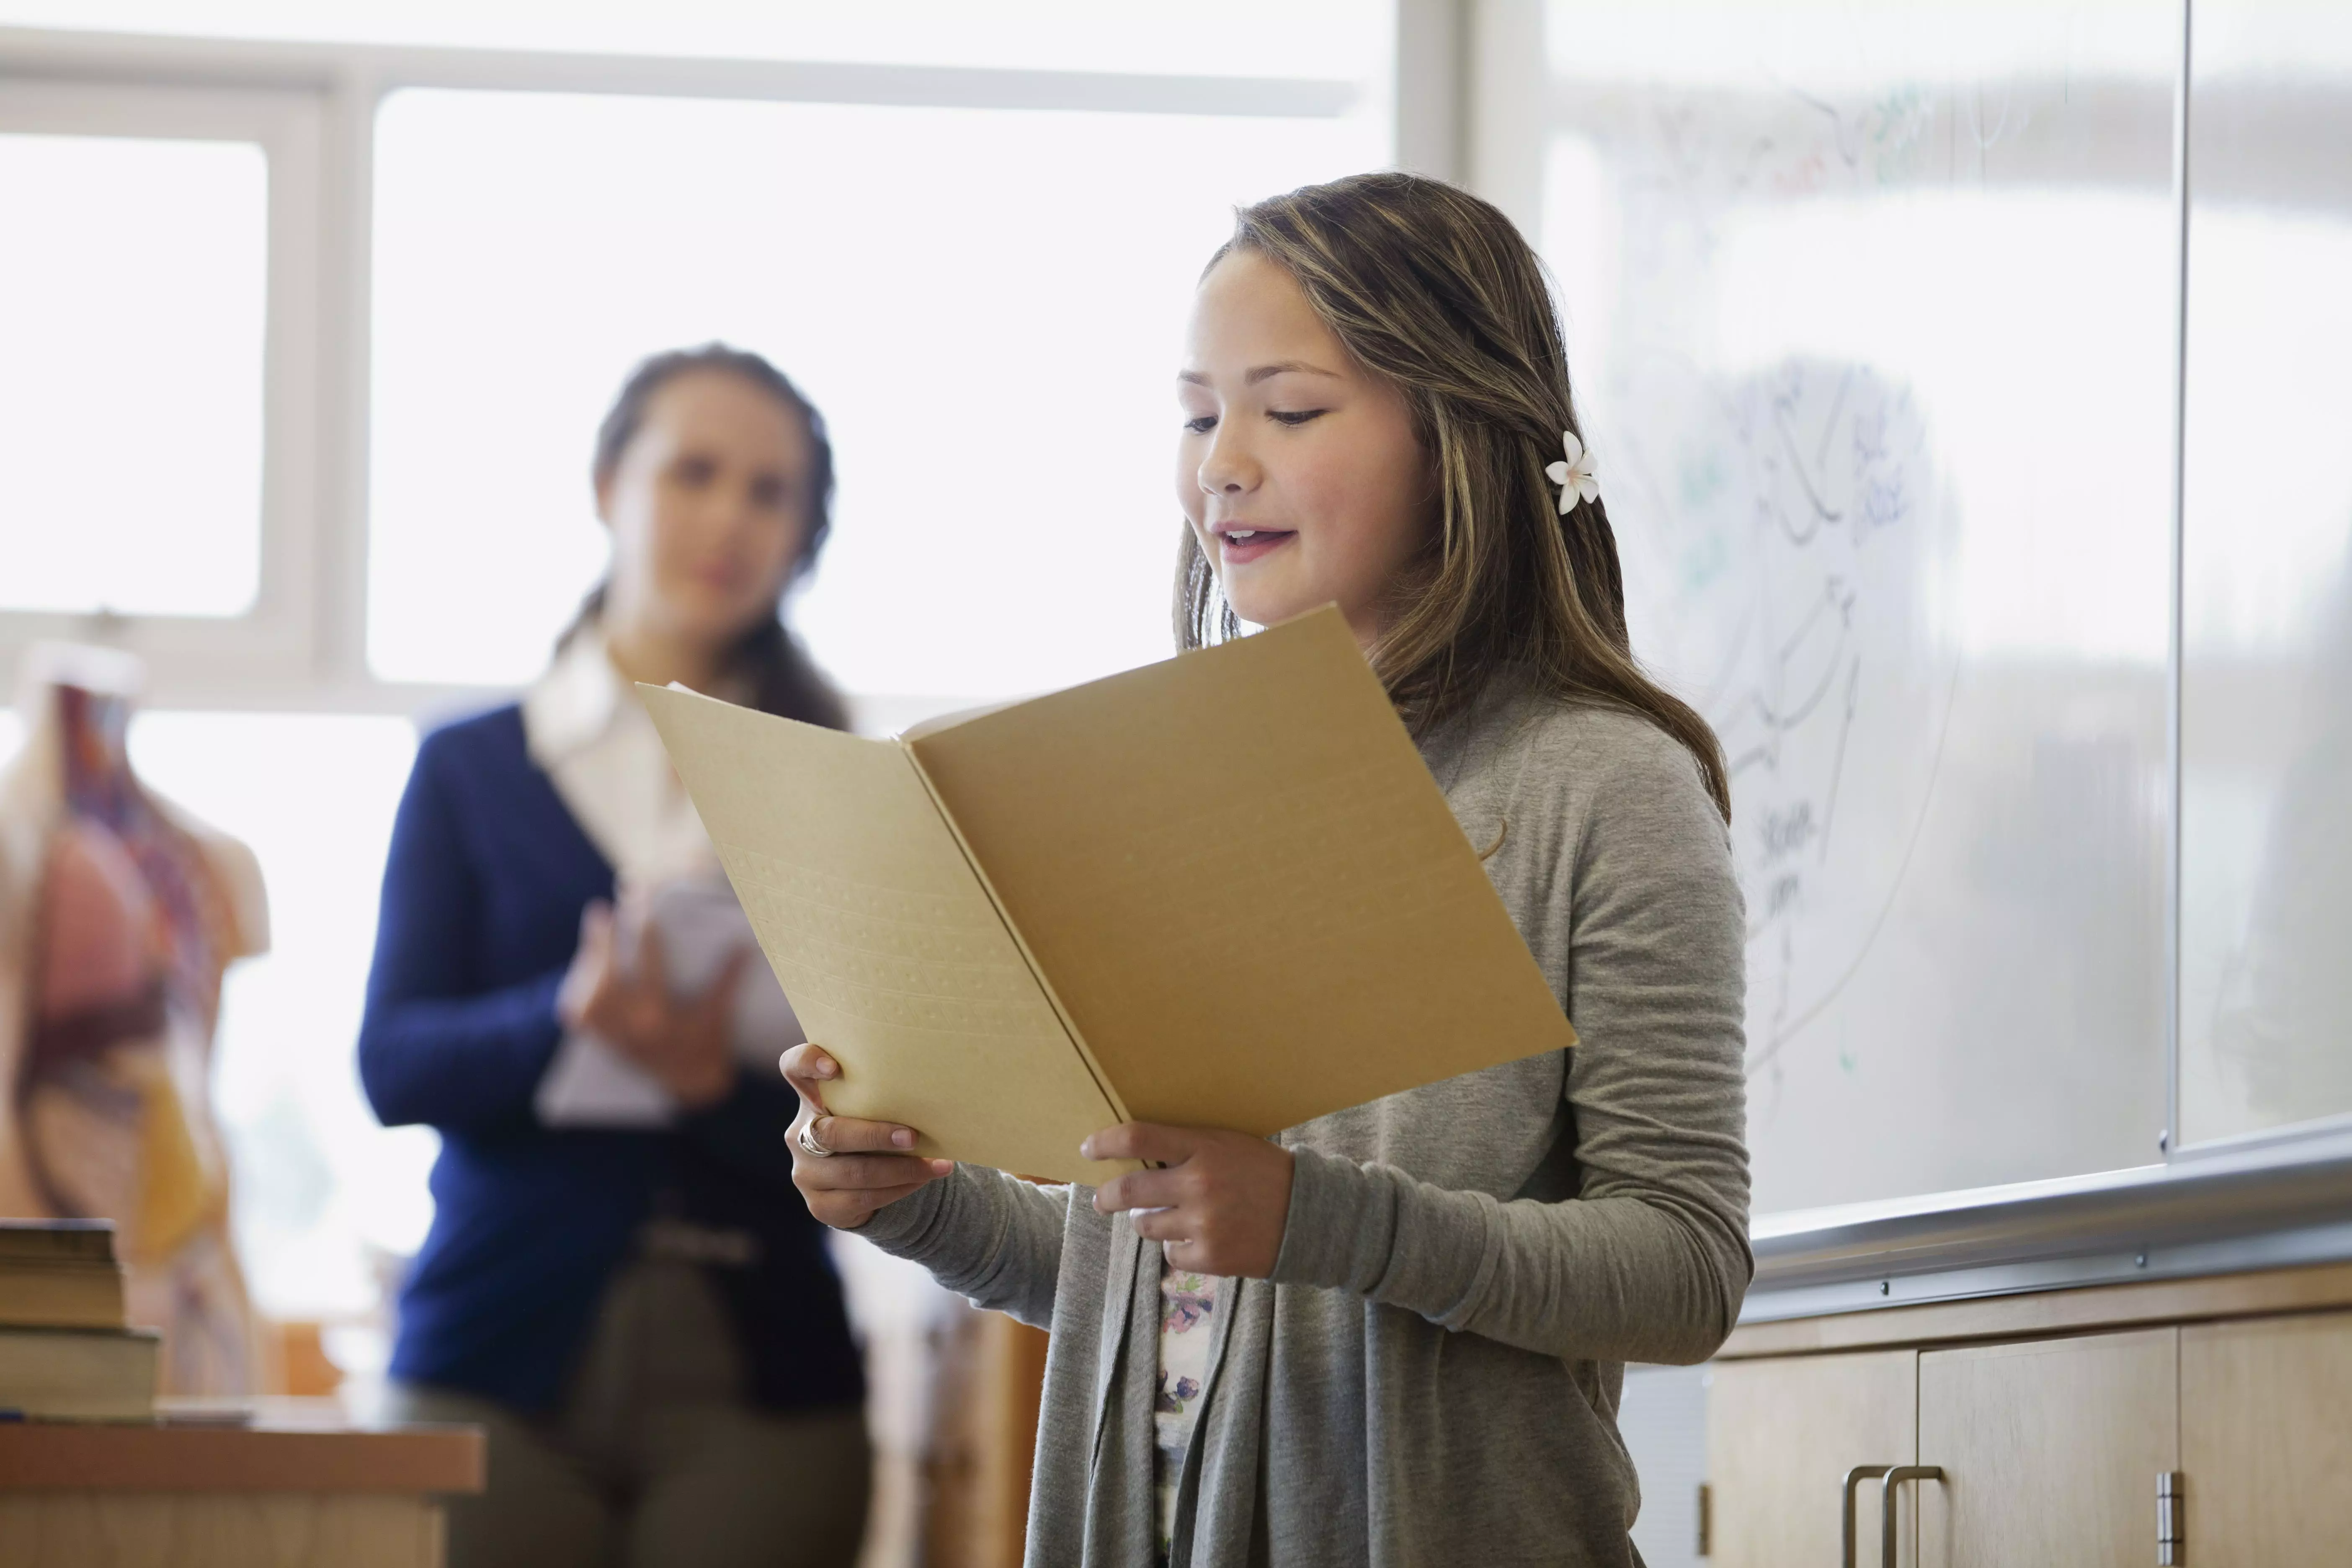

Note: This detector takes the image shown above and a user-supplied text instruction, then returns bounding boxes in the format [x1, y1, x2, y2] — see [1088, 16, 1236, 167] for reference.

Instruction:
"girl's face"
[1175, 248, 1434, 647]
[597, 369, 814, 651]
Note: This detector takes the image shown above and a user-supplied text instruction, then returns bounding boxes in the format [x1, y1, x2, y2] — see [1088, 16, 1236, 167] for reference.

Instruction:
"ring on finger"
[795, 1120, 835, 1159]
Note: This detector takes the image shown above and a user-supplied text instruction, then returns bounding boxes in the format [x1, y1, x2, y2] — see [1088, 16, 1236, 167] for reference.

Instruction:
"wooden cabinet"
[1702, 1266, 2352, 1565]
[1705, 1351, 1917, 1568]
[2181, 1310, 2352, 1567]
[1917, 1329, 2178, 1568]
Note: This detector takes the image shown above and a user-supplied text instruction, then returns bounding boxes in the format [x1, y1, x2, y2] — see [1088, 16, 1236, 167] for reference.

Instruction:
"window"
[0, 130, 266, 616]
[0, 22, 1390, 1337]
[0, 79, 324, 691]
[128, 714, 429, 1317]
[366, 88, 1380, 702]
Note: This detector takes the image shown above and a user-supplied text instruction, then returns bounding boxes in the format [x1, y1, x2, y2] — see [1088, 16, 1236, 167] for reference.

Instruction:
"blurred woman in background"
[361, 345, 868, 1568]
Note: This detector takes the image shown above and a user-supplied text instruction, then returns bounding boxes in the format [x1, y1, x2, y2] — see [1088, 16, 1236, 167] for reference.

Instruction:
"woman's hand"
[1085, 1124, 1295, 1278]
[557, 898, 745, 1110]
[781, 1043, 953, 1229]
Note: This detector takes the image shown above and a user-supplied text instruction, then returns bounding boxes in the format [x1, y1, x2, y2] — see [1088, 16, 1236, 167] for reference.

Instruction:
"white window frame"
[0, 19, 1430, 718]
[0, 75, 326, 698]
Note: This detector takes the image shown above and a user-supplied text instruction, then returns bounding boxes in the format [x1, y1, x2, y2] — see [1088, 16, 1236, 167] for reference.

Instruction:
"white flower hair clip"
[1547, 430, 1599, 514]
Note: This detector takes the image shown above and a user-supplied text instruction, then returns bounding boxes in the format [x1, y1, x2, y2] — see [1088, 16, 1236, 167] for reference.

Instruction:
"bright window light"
[126, 712, 430, 1319]
[0, 134, 267, 617]
[367, 90, 1380, 701]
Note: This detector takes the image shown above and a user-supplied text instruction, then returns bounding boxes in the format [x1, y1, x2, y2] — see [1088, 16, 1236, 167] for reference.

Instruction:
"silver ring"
[795, 1120, 835, 1159]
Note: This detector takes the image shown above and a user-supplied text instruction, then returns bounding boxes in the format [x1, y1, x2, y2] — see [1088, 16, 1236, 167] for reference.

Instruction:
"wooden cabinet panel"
[0, 1494, 443, 1568]
[1705, 1350, 1916, 1567]
[1918, 1328, 2177, 1568]
[2181, 1310, 2352, 1566]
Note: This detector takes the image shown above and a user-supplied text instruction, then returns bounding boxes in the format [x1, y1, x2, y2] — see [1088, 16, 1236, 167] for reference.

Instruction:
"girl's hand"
[781, 1043, 953, 1229]
[1085, 1124, 1295, 1278]
[558, 899, 745, 1109]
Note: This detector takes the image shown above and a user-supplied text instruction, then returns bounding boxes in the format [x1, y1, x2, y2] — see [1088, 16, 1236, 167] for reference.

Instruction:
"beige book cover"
[0, 1258, 127, 1330]
[0, 1326, 158, 1421]
[640, 606, 1576, 1186]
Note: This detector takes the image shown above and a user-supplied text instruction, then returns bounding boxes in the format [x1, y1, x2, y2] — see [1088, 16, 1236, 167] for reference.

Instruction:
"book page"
[639, 685, 1127, 1185]
[903, 607, 1577, 1137]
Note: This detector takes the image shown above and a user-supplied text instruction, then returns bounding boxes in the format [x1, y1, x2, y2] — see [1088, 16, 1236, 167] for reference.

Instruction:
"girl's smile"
[1209, 519, 1297, 565]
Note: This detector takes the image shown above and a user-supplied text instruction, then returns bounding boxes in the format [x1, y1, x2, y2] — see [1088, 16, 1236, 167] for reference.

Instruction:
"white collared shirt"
[523, 623, 754, 1126]
[521, 623, 725, 891]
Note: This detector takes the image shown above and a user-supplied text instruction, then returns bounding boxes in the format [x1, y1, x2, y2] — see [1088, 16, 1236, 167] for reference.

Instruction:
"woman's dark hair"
[1178, 173, 1730, 819]
[568, 343, 848, 731]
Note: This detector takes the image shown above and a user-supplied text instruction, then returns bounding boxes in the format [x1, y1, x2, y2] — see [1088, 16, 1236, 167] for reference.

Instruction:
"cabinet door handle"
[1841, 1465, 1893, 1568]
[1879, 1465, 1944, 1568]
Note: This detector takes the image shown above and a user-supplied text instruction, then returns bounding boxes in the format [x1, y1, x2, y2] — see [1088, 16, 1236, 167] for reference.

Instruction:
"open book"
[640, 606, 1576, 1186]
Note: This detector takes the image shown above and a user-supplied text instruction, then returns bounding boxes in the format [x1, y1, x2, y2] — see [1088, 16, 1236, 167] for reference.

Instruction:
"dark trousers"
[386, 1251, 869, 1568]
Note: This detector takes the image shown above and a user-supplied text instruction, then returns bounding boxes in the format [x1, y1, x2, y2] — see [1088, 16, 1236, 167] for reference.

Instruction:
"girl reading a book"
[784, 173, 1750, 1567]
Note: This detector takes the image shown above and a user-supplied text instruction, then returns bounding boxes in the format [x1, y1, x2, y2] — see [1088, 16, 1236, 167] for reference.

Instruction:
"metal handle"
[1841, 1466, 1892, 1568]
[1879, 1465, 1944, 1568]
[2158, 1470, 2184, 1565]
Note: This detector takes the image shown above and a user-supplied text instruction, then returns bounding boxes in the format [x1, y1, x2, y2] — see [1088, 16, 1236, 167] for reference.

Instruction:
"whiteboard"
[1533, 4, 2181, 1212]
[2177, 0, 2352, 1147]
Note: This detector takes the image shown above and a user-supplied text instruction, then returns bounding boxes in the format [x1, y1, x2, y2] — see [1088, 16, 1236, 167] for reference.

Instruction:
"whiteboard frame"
[2163, 0, 2195, 1167]
[1745, 1109, 2352, 1321]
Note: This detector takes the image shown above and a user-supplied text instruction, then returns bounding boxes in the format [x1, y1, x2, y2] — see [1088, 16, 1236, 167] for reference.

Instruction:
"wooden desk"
[0, 1412, 484, 1568]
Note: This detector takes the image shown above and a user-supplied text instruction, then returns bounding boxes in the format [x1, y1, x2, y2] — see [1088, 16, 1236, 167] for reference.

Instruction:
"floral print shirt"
[1153, 1256, 1225, 1558]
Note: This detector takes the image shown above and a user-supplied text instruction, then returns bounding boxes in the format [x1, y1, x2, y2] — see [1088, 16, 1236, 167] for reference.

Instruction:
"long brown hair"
[1176, 173, 1729, 819]
[566, 343, 849, 731]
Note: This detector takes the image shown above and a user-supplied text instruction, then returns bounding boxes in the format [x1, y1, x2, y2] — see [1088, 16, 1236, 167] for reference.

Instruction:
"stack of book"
[0, 1220, 158, 1421]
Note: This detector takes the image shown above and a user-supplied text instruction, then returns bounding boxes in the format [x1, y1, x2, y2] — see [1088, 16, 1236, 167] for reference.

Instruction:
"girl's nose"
[1197, 427, 1257, 496]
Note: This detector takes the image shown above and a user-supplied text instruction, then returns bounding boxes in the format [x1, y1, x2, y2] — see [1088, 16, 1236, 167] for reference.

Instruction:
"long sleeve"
[854, 1164, 1070, 1330]
[358, 735, 569, 1135]
[1269, 722, 1753, 1366]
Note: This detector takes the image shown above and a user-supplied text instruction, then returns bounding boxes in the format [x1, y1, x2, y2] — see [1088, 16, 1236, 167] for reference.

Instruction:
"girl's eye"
[1184, 414, 1218, 434]
[1269, 409, 1327, 427]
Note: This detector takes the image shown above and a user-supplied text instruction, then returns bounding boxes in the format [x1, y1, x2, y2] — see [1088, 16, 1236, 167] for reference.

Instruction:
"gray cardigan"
[857, 688, 1752, 1567]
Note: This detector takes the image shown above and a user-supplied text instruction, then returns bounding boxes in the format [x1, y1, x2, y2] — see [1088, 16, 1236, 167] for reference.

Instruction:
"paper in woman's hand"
[533, 874, 806, 1127]
[630, 874, 806, 1066]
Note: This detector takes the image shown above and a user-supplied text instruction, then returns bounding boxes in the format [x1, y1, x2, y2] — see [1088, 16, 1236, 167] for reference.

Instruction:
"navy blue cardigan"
[359, 704, 863, 1415]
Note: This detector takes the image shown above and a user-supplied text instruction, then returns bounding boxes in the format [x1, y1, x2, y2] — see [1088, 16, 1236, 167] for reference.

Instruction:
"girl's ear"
[593, 469, 615, 527]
